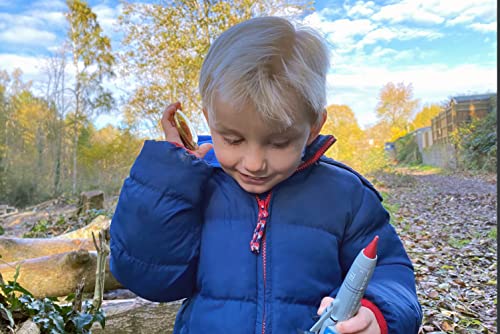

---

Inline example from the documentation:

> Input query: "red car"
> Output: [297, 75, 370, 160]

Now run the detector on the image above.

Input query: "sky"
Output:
[0, 0, 497, 129]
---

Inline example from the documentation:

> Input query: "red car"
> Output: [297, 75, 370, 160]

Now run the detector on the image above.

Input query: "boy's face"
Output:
[205, 96, 324, 194]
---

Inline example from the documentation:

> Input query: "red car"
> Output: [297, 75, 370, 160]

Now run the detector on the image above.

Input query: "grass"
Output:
[487, 227, 497, 240]
[396, 164, 444, 174]
[448, 237, 471, 248]
[380, 191, 401, 224]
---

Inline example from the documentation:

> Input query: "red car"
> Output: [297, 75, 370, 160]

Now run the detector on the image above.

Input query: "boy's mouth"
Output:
[238, 172, 270, 185]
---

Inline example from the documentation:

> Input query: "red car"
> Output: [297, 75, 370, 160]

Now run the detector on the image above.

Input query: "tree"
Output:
[78, 124, 143, 194]
[0, 70, 35, 204]
[65, 0, 115, 194]
[0, 72, 9, 201]
[411, 103, 442, 130]
[118, 0, 312, 137]
[375, 82, 419, 141]
[322, 104, 364, 164]
[42, 46, 73, 197]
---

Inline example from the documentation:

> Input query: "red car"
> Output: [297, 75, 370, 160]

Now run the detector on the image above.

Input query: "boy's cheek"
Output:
[211, 145, 238, 169]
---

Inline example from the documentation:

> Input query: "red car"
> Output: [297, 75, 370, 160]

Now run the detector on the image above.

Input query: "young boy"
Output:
[110, 16, 422, 334]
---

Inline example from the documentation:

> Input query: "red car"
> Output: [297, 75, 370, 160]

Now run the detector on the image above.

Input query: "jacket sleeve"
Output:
[109, 140, 213, 302]
[337, 185, 423, 333]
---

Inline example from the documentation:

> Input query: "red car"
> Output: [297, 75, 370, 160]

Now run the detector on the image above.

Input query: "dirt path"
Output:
[1, 171, 495, 333]
[372, 169, 497, 334]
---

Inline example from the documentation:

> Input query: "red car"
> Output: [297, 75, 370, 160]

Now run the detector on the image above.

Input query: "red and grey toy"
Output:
[300, 236, 379, 334]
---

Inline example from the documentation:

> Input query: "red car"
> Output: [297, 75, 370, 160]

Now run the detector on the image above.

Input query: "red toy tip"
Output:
[363, 235, 379, 259]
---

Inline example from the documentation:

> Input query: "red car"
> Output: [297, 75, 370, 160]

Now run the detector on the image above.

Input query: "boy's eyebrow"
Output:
[272, 126, 301, 137]
[212, 123, 243, 135]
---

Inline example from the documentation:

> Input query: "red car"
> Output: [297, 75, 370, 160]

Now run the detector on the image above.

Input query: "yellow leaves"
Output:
[119, 1, 312, 133]
[412, 104, 442, 129]
[441, 320, 454, 331]
[376, 82, 419, 138]
[322, 104, 363, 163]
[389, 126, 408, 142]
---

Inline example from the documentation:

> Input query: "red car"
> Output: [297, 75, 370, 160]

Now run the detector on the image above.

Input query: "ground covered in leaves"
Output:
[371, 167, 497, 334]
[0, 169, 496, 333]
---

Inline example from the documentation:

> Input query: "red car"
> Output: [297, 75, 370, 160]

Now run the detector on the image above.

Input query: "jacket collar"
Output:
[299, 134, 336, 169]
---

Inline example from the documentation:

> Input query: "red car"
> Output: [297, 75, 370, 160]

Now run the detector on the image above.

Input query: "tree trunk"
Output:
[0, 215, 110, 262]
[60, 214, 110, 239]
[72, 115, 78, 195]
[90, 298, 181, 334]
[0, 250, 122, 298]
[0, 237, 95, 262]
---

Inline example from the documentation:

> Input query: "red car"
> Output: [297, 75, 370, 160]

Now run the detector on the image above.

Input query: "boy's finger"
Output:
[317, 297, 334, 315]
[335, 308, 372, 333]
[194, 143, 213, 159]
[335, 319, 367, 334]
[161, 102, 183, 143]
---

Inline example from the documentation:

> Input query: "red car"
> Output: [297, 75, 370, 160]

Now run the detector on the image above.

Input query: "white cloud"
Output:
[370, 0, 496, 32]
[326, 63, 497, 128]
[303, 10, 443, 57]
[93, 4, 122, 37]
[30, 11, 66, 27]
[430, 0, 496, 22]
[0, 13, 43, 27]
[357, 26, 442, 49]
[32, 0, 66, 11]
[371, 2, 445, 24]
[469, 22, 497, 33]
[0, 54, 43, 77]
[0, 27, 57, 46]
[346, 1, 376, 18]
[303, 13, 375, 53]
[320, 7, 342, 17]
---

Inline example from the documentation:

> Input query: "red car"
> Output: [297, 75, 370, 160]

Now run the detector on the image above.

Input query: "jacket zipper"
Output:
[253, 194, 272, 334]
[262, 234, 267, 334]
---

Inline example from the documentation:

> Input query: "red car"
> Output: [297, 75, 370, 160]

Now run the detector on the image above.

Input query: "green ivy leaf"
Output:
[71, 312, 94, 330]
[0, 303, 15, 328]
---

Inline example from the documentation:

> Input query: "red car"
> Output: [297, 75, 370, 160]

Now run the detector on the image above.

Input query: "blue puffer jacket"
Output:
[110, 134, 422, 334]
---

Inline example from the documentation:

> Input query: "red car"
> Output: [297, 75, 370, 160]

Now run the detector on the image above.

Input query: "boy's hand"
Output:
[317, 297, 381, 334]
[161, 102, 213, 159]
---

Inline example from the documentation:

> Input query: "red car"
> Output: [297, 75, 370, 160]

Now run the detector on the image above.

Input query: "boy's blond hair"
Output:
[199, 16, 330, 128]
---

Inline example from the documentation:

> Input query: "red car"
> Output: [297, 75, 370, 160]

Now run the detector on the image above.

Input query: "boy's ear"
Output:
[307, 109, 327, 145]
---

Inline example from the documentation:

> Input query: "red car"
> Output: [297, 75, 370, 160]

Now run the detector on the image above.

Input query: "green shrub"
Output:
[452, 111, 497, 172]
[0, 266, 105, 333]
[394, 133, 422, 165]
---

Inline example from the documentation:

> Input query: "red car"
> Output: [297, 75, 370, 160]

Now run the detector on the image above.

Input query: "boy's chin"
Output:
[237, 180, 274, 195]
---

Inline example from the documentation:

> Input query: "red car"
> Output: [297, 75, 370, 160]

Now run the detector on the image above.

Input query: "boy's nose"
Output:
[242, 148, 267, 175]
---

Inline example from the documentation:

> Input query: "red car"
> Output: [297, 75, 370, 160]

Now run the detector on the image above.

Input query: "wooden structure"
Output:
[431, 93, 497, 144]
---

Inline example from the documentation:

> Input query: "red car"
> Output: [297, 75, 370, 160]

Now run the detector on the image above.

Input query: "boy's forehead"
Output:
[211, 106, 306, 137]
[210, 92, 309, 130]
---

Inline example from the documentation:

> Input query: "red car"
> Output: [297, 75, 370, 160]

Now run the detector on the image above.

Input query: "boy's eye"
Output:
[223, 137, 243, 145]
[270, 140, 290, 148]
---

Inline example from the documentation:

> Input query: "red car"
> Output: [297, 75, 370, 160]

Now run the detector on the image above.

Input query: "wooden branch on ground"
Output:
[59, 215, 110, 239]
[90, 298, 181, 334]
[0, 250, 122, 298]
[91, 229, 110, 311]
[0, 237, 95, 262]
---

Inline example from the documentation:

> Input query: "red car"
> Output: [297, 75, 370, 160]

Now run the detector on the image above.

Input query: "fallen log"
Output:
[0, 250, 122, 298]
[0, 237, 95, 263]
[59, 215, 110, 239]
[91, 298, 181, 334]
[0, 215, 110, 263]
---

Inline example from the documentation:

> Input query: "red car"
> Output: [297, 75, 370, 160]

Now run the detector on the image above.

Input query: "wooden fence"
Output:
[431, 94, 497, 144]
